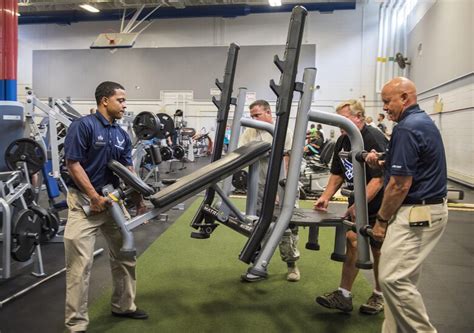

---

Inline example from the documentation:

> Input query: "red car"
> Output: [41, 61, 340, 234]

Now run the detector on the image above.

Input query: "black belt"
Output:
[403, 198, 445, 205]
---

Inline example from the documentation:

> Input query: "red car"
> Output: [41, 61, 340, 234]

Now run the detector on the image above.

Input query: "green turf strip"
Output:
[88, 199, 383, 332]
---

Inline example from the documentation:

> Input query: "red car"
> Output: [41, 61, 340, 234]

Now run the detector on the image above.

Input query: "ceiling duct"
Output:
[18, 1, 357, 24]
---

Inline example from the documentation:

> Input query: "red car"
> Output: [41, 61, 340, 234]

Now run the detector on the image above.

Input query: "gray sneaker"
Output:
[315, 290, 353, 312]
[359, 292, 384, 315]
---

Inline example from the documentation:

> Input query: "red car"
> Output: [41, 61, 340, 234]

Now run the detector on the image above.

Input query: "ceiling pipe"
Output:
[380, 0, 394, 91]
[18, 2, 356, 24]
[388, 0, 399, 80]
[375, 1, 386, 94]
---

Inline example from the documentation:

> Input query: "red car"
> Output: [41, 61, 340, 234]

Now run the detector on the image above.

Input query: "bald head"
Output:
[381, 77, 418, 122]
[384, 77, 417, 103]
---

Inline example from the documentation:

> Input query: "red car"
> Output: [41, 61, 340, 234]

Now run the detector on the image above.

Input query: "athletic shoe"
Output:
[315, 290, 353, 312]
[359, 292, 384, 315]
[287, 266, 300, 282]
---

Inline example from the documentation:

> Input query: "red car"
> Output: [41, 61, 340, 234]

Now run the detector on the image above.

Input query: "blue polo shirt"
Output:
[64, 112, 132, 193]
[384, 104, 447, 202]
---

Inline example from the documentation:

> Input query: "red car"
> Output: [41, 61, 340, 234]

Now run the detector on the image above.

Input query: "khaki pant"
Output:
[64, 188, 137, 332]
[279, 226, 300, 263]
[257, 186, 300, 264]
[379, 202, 448, 333]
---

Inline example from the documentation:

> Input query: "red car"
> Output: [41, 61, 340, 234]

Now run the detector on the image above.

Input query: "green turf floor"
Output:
[88, 199, 383, 332]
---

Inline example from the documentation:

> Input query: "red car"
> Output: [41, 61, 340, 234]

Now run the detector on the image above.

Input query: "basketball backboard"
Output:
[90, 32, 139, 49]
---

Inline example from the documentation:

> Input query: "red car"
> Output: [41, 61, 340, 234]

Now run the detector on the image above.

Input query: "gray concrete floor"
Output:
[0, 158, 473, 333]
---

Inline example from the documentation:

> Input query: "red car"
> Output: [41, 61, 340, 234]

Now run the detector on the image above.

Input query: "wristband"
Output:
[376, 214, 389, 223]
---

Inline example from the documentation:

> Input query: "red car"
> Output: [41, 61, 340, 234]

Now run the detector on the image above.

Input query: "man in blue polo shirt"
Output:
[366, 77, 448, 333]
[64, 81, 147, 333]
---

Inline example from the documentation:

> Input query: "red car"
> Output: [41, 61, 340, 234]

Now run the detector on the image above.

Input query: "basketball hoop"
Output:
[104, 32, 122, 46]
[90, 31, 139, 49]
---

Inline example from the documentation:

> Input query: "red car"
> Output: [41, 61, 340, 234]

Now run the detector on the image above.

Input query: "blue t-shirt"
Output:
[64, 112, 132, 193]
[384, 104, 447, 202]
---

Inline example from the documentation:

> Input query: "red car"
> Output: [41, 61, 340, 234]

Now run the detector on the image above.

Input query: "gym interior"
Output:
[0, 1, 472, 332]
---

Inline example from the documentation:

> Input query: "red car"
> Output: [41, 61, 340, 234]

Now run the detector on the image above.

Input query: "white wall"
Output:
[17, 3, 381, 138]
[408, 0, 474, 186]
[15, 2, 474, 185]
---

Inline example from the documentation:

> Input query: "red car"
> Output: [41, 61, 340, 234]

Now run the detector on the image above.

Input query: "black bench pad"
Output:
[108, 160, 155, 196]
[150, 141, 271, 208]
[289, 208, 343, 227]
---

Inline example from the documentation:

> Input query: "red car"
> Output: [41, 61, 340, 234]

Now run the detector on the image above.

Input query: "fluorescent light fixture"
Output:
[269, 0, 282, 6]
[79, 4, 100, 13]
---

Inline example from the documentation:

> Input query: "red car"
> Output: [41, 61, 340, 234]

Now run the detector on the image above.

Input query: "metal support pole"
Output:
[307, 110, 371, 269]
[190, 43, 240, 229]
[240, 6, 307, 264]
[245, 161, 260, 216]
[220, 87, 247, 215]
[0, 199, 12, 279]
[248, 67, 316, 277]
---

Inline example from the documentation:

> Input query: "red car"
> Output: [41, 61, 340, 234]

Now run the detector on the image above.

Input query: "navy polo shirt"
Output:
[64, 112, 132, 193]
[384, 104, 447, 202]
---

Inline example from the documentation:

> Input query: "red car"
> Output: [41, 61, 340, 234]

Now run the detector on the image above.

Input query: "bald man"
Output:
[366, 77, 448, 333]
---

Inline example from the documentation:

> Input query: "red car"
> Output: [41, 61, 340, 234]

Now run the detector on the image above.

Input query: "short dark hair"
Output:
[378, 113, 385, 120]
[317, 124, 322, 129]
[95, 81, 125, 105]
[249, 99, 271, 111]
[310, 124, 315, 129]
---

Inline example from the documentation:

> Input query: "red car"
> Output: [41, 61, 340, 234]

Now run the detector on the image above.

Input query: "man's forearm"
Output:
[378, 176, 411, 220]
[67, 161, 100, 200]
[366, 178, 383, 204]
[321, 174, 344, 200]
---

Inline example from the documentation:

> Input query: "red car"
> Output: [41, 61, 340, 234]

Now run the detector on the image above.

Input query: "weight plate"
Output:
[160, 146, 173, 161]
[30, 205, 58, 242]
[5, 138, 46, 175]
[143, 147, 153, 166]
[156, 113, 175, 140]
[23, 187, 36, 206]
[133, 111, 161, 140]
[232, 170, 248, 190]
[173, 145, 185, 160]
[11, 209, 41, 262]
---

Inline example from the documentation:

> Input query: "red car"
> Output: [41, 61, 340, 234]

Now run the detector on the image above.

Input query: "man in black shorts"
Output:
[313, 99, 388, 314]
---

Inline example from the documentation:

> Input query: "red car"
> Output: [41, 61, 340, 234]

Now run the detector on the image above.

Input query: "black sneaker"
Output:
[112, 308, 149, 320]
[359, 292, 384, 315]
[315, 290, 353, 312]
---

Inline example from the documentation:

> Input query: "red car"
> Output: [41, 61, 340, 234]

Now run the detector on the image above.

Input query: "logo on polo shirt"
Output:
[340, 150, 354, 180]
[115, 137, 125, 150]
[98, 135, 104, 141]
